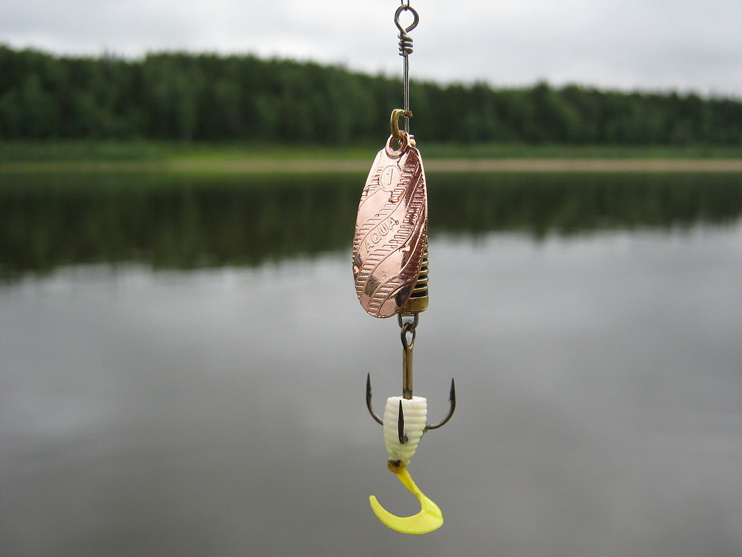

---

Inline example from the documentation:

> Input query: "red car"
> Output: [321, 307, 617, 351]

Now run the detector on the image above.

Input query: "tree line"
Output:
[1, 45, 741, 145]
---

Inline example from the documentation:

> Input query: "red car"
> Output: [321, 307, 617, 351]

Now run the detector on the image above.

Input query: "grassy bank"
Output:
[1, 140, 741, 174]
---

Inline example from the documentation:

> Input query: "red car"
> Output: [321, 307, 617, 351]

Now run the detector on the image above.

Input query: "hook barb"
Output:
[366, 373, 384, 425]
[425, 378, 456, 431]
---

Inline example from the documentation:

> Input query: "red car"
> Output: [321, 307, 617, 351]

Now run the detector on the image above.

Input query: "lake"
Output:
[2, 170, 742, 556]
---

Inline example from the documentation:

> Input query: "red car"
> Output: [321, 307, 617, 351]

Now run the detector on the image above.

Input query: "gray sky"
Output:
[2, 0, 741, 96]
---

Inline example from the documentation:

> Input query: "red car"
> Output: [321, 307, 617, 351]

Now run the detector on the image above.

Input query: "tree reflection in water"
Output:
[2, 171, 741, 279]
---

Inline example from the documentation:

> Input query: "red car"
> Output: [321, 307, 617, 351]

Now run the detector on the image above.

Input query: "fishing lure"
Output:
[353, 1, 456, 535]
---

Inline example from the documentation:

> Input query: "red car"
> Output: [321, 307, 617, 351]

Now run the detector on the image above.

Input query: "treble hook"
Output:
[367, 314, 456, 430]
[366, 348, 454, 535]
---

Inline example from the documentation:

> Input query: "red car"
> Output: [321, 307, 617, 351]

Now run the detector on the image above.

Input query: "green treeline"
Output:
[1, 45, 741, 145]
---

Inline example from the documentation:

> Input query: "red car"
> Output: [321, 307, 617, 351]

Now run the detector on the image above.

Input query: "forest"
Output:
[1, 45, 741, 145]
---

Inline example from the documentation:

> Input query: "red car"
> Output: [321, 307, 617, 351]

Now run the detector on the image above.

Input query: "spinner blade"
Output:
[352, 133, 428, 318]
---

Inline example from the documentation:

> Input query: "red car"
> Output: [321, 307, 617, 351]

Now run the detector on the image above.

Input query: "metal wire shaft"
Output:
[394, 3, 419, 135]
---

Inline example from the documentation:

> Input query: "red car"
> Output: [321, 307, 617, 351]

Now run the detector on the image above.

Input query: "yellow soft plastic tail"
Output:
[369, 462, 443, 534]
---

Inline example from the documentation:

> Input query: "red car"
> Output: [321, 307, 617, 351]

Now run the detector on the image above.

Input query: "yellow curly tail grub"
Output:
[369, 461, 443, 535]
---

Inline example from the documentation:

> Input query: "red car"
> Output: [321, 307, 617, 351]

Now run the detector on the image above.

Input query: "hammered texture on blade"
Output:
[352, 136, 428, 318]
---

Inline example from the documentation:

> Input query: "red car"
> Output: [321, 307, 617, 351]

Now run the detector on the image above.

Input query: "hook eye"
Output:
[394, 5, 419, 34]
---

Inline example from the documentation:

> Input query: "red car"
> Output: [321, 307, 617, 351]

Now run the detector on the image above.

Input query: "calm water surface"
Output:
[2, 172, 742, 556]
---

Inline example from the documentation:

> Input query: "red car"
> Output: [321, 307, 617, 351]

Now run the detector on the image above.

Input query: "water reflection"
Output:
[2, 172, 742, 279]
[0, 173, 358, 278]
[2, 172, 742, 556]
[433, 172, 742, 237]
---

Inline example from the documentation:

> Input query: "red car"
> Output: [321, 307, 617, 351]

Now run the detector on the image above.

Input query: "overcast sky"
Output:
[2, 0, 741, 96]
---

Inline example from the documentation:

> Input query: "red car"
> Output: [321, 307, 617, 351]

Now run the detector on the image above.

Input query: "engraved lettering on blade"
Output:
[365, 216, 399, 252]
[380, 165, 399, 192]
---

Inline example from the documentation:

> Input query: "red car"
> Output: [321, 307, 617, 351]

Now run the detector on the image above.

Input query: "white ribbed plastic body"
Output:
[383, 396, 427, 464]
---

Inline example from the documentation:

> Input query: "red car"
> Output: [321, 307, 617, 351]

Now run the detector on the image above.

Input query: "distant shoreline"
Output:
[3, 158, 742, 174]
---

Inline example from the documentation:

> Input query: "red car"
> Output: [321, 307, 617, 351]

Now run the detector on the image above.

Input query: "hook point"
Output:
[366, 373, 384, 426]
[425, 377, 456, 431]
[398, 400, 408, 444]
